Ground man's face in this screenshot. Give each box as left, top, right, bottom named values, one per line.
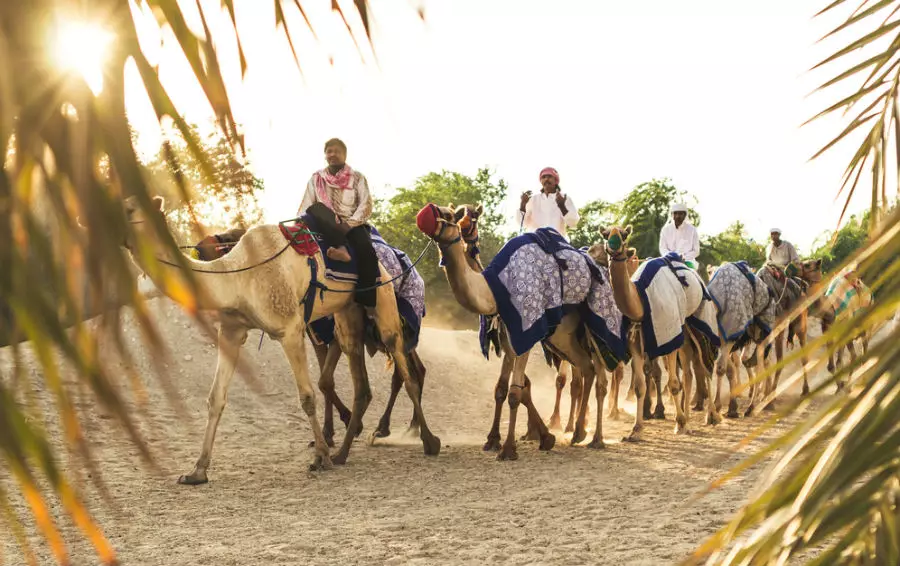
left=325, top=144, right=346, bottom=167
left=770, top=231, right=781, bottom=244
left=672, top=211, right=686, bottom=226
left=541, top=175, right=557, bottom=192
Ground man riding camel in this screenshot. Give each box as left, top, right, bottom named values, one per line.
left=297, top=137, right=377, bottom=310
left=517, top=167, right=580, bottom=238
left=659, top=202, right=700, bottom=269
left=765, top=228, right=800, bottom=269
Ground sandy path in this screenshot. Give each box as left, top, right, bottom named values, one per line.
left=1, top=298, right=828, bottom=565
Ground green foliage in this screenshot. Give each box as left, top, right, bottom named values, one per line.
left=810, top=211, right=871, bottom=274
left=698, top=221, right=767, bottom=276
left=142, top=124, right=266, bottom=243
left=569, top=199, right=617, bottom=249
left=370, top=167, right=508, bottom=328
left=615, top=178, right=699, bottom=259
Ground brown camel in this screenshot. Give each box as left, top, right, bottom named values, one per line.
left=600, top=225, right=718, bottom=439
left=451, top=203, right=588, bottom=439
left=418, top=204, right=615, bottom=458
left=122, top=196, right=439, bottom=484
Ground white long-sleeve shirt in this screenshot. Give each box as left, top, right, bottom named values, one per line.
left=297, top=168, right=372, bottom=227
left=766, top=240, right=800, bottom=267
left=516, top=191, right=579, bottom=237
left=659, top=221, right=700, bottom=261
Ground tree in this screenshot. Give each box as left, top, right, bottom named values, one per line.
left=143, top=124, right=266, bottom=242
left=615, top=178, right=699, bottom=259
left=371, top=167, right=508, bottom=327
left=698, top=221, right=767, bottom=277
left=568, top=199, right=618, bottom=249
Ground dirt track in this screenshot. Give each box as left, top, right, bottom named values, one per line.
left=2, top=298, right=827, bottom=565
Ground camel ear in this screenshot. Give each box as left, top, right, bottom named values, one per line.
left=624, top=225, right=633, bottom=238
left=815, top=259, right=822, bottom=269
left=626, top=248, right=636, bottom=258
left=475, top=204, right=483, bottom=215
left=152, top=196, right=165, bottom=210
left=599, top=226, right=609, bottom=239
left=452, top=205, right=466, bottom=222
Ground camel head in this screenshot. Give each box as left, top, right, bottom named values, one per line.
left=599, top=225, right=633, bottom=259
left=415, top=203, right=462, bottom=246
left=797, top=258, right=823, bottom=285
left=121, top=195, right=166, bottom=248
left=449, top=203, right=483, bottom=245
left=588, top=244, right=637, bottom=272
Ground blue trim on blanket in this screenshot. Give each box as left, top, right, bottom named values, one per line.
left=481, top=228, right=626, bottom=361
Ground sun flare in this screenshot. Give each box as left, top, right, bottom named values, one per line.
left=50, top=20, right=114, bottom=95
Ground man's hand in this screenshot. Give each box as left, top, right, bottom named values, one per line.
left=555, top=191, right=568, bottom=214
left=520, top=191, right=532, bottom=212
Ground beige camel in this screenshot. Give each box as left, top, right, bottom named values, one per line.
left=122, top=196, right=439, bottom=484
left=600, top=225, right=717, bottom=439
left=418, top=204, right=612, bottom=458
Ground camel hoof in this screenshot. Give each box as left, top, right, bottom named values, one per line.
left=497, top=446, right=518, bottom=461
left=653, top=409, right=666, bottom=420
left=692, top=402, right=705, bottom=412
left=564, top=423, right=575, bottom=434
left=177, top=472, right=208, bottom=486
left=548, top=416, right=562, bottom=430
left=519, top=431, right=541, bottom=442
left=706, top=413, right=722, bottom=426
left=587, top=437, right=606, bottom=450
left=626, top=392, right=636, bottom=402
left=483, top=437, right=501, bottom=452
left=404, top=425, right=420, bottom=439
left=371, top=426, right=390, bottom=440
left=539, top=433, right=556, bottom=451
left=726, top=410, right=740, bottom=419
left=571, top=427, right=587, bottom=445
left=423, top=435, right=441, bottom=456
left=744, top=405, right=755, bottom=418
left=622, top=433, right=641, bottom=443
left=331, top=452, right=348, bottom=466
left=308, top=454, right=333, bottom=472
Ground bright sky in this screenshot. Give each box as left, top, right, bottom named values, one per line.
left=117, top=0, right=877, bottom=254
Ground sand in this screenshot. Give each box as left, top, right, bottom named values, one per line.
left=1, top=298, right=832, bottom=566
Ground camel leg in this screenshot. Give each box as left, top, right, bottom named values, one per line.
left=178, top=322, right=248, bottom=485
left=626, top=372, right=636, bottom=401
left=588, top=358, right=608, bottom=449
left=498, top=353, right=530, bottom=461
left=665, top=351, right=688, bottom=434
left=310, top=340, right=344, bottom=448
left=405, top=349, right=426, bottom=436
left=521, top=377, right=555, bottom=451
left=549, top=360, right=566, bottom=430
left=607, top=364, right=625, bottom=420
left=484, top=354, right=513, bottom=452
left=565, top=366, right=584, bottom=433
left=373, top=364, right=403, bottom=439
left=679, top=344, right=694, bottom=418
left=573, top=364, right=595, bottom=445
left=764, top=333, right=783, bottom=411
left=333, top=309, right=373, bottom=465
left=280, top=329, right=333, bottom=471
left=624, top=339, right=647, bottom=442
left=393, top=343, right=439, bottom=457
left=724, top=349, right=741, bottom=419
left=744, top=345, right=762, bottom=417
left=699, top=342, right=721, bottom=426
left=799, top=316, right=810, bottom=396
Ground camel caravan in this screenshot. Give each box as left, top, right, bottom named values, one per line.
left=42, top=142, right=874, bottom=484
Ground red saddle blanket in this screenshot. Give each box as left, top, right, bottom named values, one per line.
left=279, top=222, right=320, bottom=256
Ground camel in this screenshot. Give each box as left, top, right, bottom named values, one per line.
left=799, top=263, right=873, bottom=390
left=417, top=203, right=622, bottom=459
left=183, top=227, right=429, bottom=447
left=450, top=203, right=588, bottom=438
left=600, top=225, right=720, bottom=438
left=703, top=261, right=779, bottom=420
left=121, top=196, right=439, bottom=484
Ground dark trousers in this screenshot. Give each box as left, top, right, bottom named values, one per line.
left=306, top=202, right=377, bottom=308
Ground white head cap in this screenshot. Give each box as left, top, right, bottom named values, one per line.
left=671, top=203, right=687, bottom=213
left=770, top=228, right=782, bottom=235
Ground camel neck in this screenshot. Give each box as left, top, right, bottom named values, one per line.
left=440, top=239, right=497, bottom=315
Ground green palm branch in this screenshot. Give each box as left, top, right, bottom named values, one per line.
left=686, top=1, right=900, bottom=564
left=0, top=1, right=374, bottom=564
